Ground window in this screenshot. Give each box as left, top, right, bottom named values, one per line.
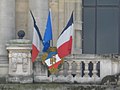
left=83, top=0, right=120, bottom=54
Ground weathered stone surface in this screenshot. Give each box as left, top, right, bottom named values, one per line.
left=34, top=76, right=50, bottom=82
left=54, top=75, right=66, bottom=82
left=0, top=0, right=15, bottom=76
left=0, top=84, right=119, bottom=90
left=28, top=0, right=48, bottom=41
left=0, top=77, right=7, bottom=84
left=6, top=39, right=33, bottom=83
left=6, top=75, right=33, bottom=83
left=66, top=75, right=74, bottom=83
left=15, top=0, right=29, bottom=39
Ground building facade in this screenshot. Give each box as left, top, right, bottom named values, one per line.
left=0, top=0, right=120, bottom=85
left=0, top=0, right=82, bottom=76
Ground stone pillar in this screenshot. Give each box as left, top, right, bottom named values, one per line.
left=15, top=0, right=29, bottom=39
left=0, top=0, right=15, bottom=76
left=33, top=61, right=49, bottom=82
left=74, top=0, right=82, bottom=54
left=75, top=0, right=82, bottom=27
left=58, top=0, right=65, bottom=34
left=6, top=39, right=33, bottom=83
left=49, top=0, right=59, bottom=46
left=28, top=0, right=48, bottom=46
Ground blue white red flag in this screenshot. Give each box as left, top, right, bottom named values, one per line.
left=57, top=12, right=73, bottom=58
left=30, top=10, right=43, bottom=62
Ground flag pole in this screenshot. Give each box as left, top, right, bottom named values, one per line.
left=50, top=8, right=53, bottom=47
left=71, top=11, right=74, bottom=55
left=30, top=10, right=43, bottom=62
left=51, top=39, right=53, bottom=47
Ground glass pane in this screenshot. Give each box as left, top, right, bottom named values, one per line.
left=97, top=7, right=119, bottom=54
left=83, top=8, right=96, bottom=53
left=83, top=0, right=95, bottom=6
left=97, top=0, right=119, bottom=5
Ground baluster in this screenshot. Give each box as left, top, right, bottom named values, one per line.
left=76, top=61, right=81, bottom=76
left=84, top=61, right=89, bottom=77
left=92, top=61, right=98, bottom=77
left=63, top=61, right=69, bottom=76
left=68, top=61, right=72, bottom=75
left=59, top=64, right=64, bottom=75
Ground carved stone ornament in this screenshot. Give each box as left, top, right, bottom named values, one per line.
left=10, top=52, right=29, bottom=72
left=11, top=57, right=17, bottom=72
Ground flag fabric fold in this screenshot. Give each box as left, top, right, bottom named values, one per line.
left=45, top=54, right=61, bottom=69
left=43, top=9, right=53, bottom=52
left=57, top=12, right=74, bottom=58
left=30, top=10, right=43, bottom=62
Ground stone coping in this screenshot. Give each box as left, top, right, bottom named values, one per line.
left=0, top=83, right=119, bottom=90
left=6, top=39, right=32, bottom=45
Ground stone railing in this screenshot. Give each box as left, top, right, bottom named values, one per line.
left=6, top=39, right=120, bottom=83
left=34, top=54, right=120, bottom=83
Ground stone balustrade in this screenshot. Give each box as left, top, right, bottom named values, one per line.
left=34, top=54, right=120, bottom=83
left=6, top=39, right=120, bottom=83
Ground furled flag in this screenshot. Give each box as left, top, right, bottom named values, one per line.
left=57, top=12, right=73, bottom=58
left=43, top=9, right=53, bottom=52
left=30, top=10, right=43, bottom=62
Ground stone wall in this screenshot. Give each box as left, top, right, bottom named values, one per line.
left=0, top=0, right=15, bottom=76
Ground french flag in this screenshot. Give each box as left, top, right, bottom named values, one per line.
left=57, top=12, right=73, bottom=58
left=30, top=11, right=43, bottom=62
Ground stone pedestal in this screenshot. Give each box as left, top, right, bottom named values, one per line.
left=28, top=0, right=48, bottom=41
left=6, top=39, right=33, bottom=83
left=34, top=60, right=49, bottom=82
